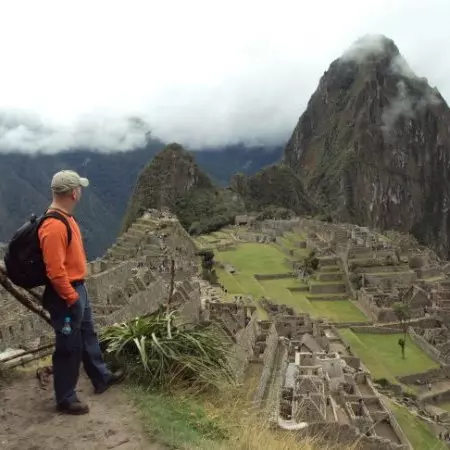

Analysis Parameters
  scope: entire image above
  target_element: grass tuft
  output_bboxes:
[101,307,235,391]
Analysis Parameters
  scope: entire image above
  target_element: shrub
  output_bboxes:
[101,308,235,391]
[256,206,295,220]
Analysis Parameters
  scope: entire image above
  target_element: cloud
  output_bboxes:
[381,80,442,138]
[0,0,450,153]
[390,54,417,79]
[340,34,396,63]
[339,31,443,139]
[0,111,151,153]
[381,81,415,134]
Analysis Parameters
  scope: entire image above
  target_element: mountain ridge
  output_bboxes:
[0,141,282,257]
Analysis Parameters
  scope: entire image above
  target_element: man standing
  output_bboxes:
[38,170,123,415]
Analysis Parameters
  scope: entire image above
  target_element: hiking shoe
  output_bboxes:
[57,400,89,415]
[94,369,125,394]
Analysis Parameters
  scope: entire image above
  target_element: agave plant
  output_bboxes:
[100,307,236,390]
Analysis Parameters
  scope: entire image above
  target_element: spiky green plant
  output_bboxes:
[100,308,236,390]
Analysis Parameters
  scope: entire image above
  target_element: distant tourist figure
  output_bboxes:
[357,398,364,416]
[38,170,124,415]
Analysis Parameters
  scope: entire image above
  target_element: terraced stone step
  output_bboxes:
[287,285,309,293]
[116,235,160,249]
[353,264,410,274]
[318,256,339,267]
[125,227,148,238]
[306,294,348,301]
[316,272,344,282]
[318,266,341,273]
[115,237,144,248]
[117,231,144,241]
[106,247,134,261]
[137,217,166,226]
[434,289,450,300]
[309,282,347,294]
[131,222,155,232]
[363,271,416,280]
[110,245,132,256]
[140,243,163,256]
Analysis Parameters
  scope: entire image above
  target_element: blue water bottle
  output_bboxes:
[62,317,72,335]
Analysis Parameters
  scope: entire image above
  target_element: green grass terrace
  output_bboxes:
[388,399,446,450]
[339,329,439,383]
[214,241,368,323]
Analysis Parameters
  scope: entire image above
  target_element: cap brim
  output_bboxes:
[79,177,89,187]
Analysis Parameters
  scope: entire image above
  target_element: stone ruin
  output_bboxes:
[256,216,450,440]
[265,216,449,326]
[235,214,256,226]
[0,210,200,353]
[253,312,411,449]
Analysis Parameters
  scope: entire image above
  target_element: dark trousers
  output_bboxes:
[43,282,111,405]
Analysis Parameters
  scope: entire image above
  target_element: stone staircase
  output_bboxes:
[104,217,164,261]
[307,256,348,299]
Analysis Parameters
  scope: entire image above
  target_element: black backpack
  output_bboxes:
[3,210,72,289]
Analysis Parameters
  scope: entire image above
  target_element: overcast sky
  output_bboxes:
[0,0,449,153]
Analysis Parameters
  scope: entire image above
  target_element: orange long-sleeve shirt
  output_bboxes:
[38,210,87,305]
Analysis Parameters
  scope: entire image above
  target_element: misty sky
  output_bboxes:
[0,0,449,153]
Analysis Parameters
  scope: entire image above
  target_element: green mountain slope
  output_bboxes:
[122,143,245,235]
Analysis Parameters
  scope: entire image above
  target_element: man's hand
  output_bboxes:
[68,298,83,328]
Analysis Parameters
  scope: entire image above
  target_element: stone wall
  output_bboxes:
[408,326,443,364]
[298,422,409,450]
[378,397,412,449]
[332,321,375,328]
[350,326,403,334]
[309,283,346,294]
[228,312,259,382]
[237,231,276,244]
[0,310,53,351]
[363,272,417,288]
[95,277,166,327]
[268,343,289,423]
[253,322,279,405]
[253,273,293,281]
[175,279,201,324]
[259,219,300,233]
[403,317,440,329]
[337,258,357,300]
[398,367,450,385]
[85,261,136,303]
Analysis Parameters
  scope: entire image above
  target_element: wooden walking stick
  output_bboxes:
[0,262,51,326]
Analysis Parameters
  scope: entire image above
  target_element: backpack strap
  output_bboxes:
[38,211,73,246]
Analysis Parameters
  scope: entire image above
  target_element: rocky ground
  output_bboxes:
[0,370,164,450]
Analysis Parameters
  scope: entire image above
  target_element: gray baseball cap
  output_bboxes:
[51,170,90,194]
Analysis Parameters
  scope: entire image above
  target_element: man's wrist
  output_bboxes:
[67,295,79,307]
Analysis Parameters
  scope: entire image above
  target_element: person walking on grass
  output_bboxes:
[38,170,124,415]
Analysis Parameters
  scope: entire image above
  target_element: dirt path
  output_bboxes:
[0,371,164,450]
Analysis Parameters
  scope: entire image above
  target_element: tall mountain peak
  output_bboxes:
[284,35,450,257]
